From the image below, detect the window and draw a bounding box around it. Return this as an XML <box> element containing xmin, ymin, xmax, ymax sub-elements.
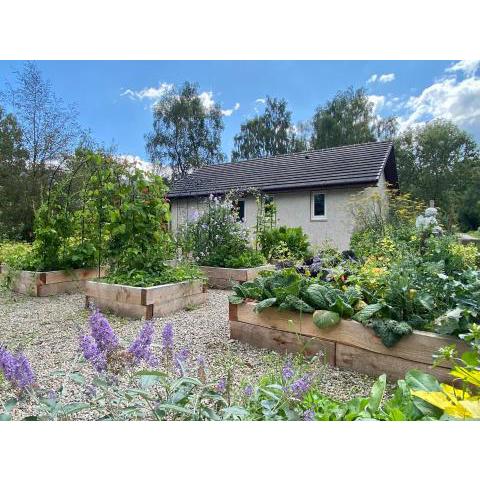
<box><xmin>311</xmin><ymin>192</ymin><xmax>326</xmax><ymax>220</ymax></box>
<box><xmin>232</xmin><ymin>199</ymin><xmax>245</xmax><ymax>222</ymax></box>
<box><xmin>237</xmin><ymin>199</ymin><xmax>245</xmax><ymax>222</ymax></box>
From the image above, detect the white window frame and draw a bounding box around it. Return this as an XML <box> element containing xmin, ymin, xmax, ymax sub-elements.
<box><xmin>310</xmin><ymin>191</ymin><xmax>327</xmax><ymax>221</ymax></box>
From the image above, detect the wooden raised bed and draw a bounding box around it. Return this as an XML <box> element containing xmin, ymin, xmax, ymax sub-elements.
<box><xmin>229</xmin><ymin>301</ymin><xmax>468</xmax><ymax>383</ymax></box>
<box><xmin>85</xmin><ymin>279</ymin><xmax>207</xmax><ymax>319</ymax></box>
<box><xmin>1</xmin><ymin>266</ymin><xmax>106</xmax><ymax>296</ymax></box>
<box><xmin>200</xmin><ymin>265</ymin><xmax>272</xmax><ymax>289</ymax></box>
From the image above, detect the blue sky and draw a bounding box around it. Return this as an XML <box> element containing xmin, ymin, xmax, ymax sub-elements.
<box><xmin>1</xmin><ymin>60</ymin><xmax>479</xmax><ymax>163</ymax></box>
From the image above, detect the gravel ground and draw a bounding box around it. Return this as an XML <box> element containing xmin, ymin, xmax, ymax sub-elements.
<box><xmin>0</xmin><ymin>287</ymin><xmax>380</xmax><ymax>419</ymax></box>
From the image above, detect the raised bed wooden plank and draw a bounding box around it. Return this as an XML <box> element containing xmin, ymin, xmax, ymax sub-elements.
<box><xmin>84</xmin><ymin>281</ymin><xmax>144</xmax><ymax>305</ymax></box>
<box><xmin>44</xmin><ymin>267</ymin><xmax>105</xmax><ymax>285</ymax></box>
<box><xmin>200</xmin><ymin>265</ymin><xmax>273</xmax><ymax>289</ymax></box>
<box><xmin>144</xmin><ymin>279</ymin><xmax>204</xmax><ymax>305</ymax></box>
<box><xmin>235</xmin><ymin>302</ymin><xmax>466</xmax><ymax>367</ymax></box>
<box><xmin>38</xmin><ymin>281</ymin><xmax>85</xmax><ymax>296</ymax></box>
<box><xmin>85</xmin><ymin>279</ymin><xmax>208</xmax><ymax>319</ymax></box>
<box><xmin>230</xmin><ymin>319</ymin><xmax>336</xmax><ymax>365</ymax></box>
<box><xmin>152</xmin><ymin>291</ymin><xmax>208</xmax><ymax>317</ymax></box>
<box><xmin>336</xmin><ymin>343</ymin><xmax>452</xmax><ymax>383</ymax></box>
<box><xmin>86</xmin><ymin>295</ymin><xmax>153</xmax><ymax>319</ymax></box>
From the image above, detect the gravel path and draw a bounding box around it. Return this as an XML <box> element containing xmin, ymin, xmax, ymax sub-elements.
<box><xmin>0</xmin><ymin>287</ymin><xmax>379</xmax><ymax>419</ymax></box>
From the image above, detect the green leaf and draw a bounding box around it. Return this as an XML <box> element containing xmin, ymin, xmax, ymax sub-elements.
<box><xmin>4</xmin><ymin>398</ymin><xmax>17</xmax><ymax>413</ymax></box>
<box><xmin>60</xmin><ymin>403</ymin><xmax>91</xmax><ymax>416</ymax></box>
<box><xmin>352</xmin><ymin>303</ymin><xmax>383</xmax><ymax>323</ymax></box>
<box><xmin>70</xmin><ymin>372</ymin><xmax>85</xmax><ymax>385</ymax></box>
<box><xmin>228</xmin><ymin>294</ymin><xmax>244</xmax><ymax>305</ymax></box>
<box><xmin>405</xmin><ymin>370</ymin><xmax>441</xmax><ymax>392</ymax></box>
<box><xmin>0</xmin><ymin>413</ymin><xmax>12</xmax><ymax>421</ymax></box>
<box><xmin>254</xmin><ymin>297</ymin><xmax>277</xmax><ymax>313</ymax></box>
<box><xmin>222</xmin><ymin>406</ymin><xmax>248</xmax><ymax>419</ymax></box>
<box><xmin>368</xmin><ymin>374</ymin><xmax>386</xmax><ymax>414</ymax></box>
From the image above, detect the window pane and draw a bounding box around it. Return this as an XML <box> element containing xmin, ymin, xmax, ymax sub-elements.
<box><xmin>238</xmin><ymin>200</ymin><xmax>245</xmax><ymax>222</ymax></box>
<box><xmin>314</xmin><ymin>194</ymin><xmax>325</xmax><ymax>217</ymax></box>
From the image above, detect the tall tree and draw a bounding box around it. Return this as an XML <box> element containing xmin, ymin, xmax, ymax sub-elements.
<box><xmin>311</xmin><ymin>87</ymin><xmax>397</xmax><ymax>149</ymax></box>
<box><xmin>0</xmin><ymin>106</ymin><xmax>30</xmax><ymax>238</ymax></box>
<box><xmin>395</xmin><ymin>119</ymin><xmax>480</xmax><ymax>228</ymax></box>
<box><xmin>3</xmin><ymin>62</ymin><xmax>80</xmax><ymax>174</ymax></box>
<box><xmin>231</xmin><ymin>97</ymin><xmax>305</xmax><ymax>161</ymax></box>
<box><xmin>145</xmin><ymin>82</ymin><xmax>225</xmax><ymax>180</ymax></box>
<box><xmin>1</xmin><ymin>62</ymin><xmax>80</xmax><ymax>238</ymax></box>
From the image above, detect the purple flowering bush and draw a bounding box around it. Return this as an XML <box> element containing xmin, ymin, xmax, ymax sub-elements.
<box><xmin>176</xmin><ymin>194</ymin><xmax>265</xmax><ymax>268</ymax></box>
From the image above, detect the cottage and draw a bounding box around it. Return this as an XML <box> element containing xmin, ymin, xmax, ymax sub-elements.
<box><xmin>168</xmin><ymin>141</ymin><xmax>398</xmax><ymax>251</ymax></box>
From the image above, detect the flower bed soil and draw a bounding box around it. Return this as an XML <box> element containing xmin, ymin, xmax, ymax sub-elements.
<box><xmin>85</xmin><ymin>279</ymin><xmax>207</xmax><ymax>319</ymax></box>
<box><xmin>229</xmin><ymin>301</ymin><xmax>468</xmax><ymax>383</ymax></box>
<box><xmin>1</xmin><ymin>266</ymin><xmax>106</xmax><ymax>297</ymax></box>
<box><xmin>200</xmin><ymin>265</ymin><xmax>273</xmax><ymax>289</ymax></box>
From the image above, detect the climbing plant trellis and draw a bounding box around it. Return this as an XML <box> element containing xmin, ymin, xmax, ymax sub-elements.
<box><xmin>34</xmin><ymin>149</ymin><xmax>172</xmax><ymax>274</ymax></box>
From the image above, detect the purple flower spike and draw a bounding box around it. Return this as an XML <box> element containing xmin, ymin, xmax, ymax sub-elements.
<box><xmin>290</xmin><ymin>374</ymin><xmax>312</xmax><ymax>399</ymax></box>
<box><xmin>282</xmin><ymin>359</ymin><xmax>294</xmax><ymax>380</ymax></box>
<box><xmin>174</xmin><ymin>349</ymin><xmax>189</xmax><ymax>372</ymax></box>
<box><xmin>129</xmin><ymin>320</ymin><xmax>157</xmax><ymax>366</ymax></box>
<box><xmin>216</xmin><ymin>377</ymin><xmax>227</xmax><ymax>394</ymax></box>
<box><xmin>161</xmin><ymin>323</ymin><xmax>174</xmax><ymax>352</ymax></box>
<box><xmin>0</xmin><ymin>346</ymin><xmax>35</xmax><ymax>390</ymax></box>
<box><xmin>303</xmin><ymin>409</ymin><xmax>315</xmax><ymax>421</ymax></box>
<box><xmin>80</xmin><ymin>334</ymin><xmax>106</xmax><ymax>372</ymax></box>
<box><xmin>244</xmin><ymin>385</ymin><xmax>254</xmax><ymax>397</ymax></box>
<box><xmin>89</xmin><ymin>310</ymin><xmax>119</xmax><ymax>352</ymax></box>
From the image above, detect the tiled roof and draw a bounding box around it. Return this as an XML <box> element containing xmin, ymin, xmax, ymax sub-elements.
<box><xmin>168</xmin><ymin>140</ymin><xmax>396</xmax><ymax>198</ymax></box>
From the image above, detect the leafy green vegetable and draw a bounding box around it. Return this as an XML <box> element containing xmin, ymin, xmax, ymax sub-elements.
<box><xmin>312</xmin><ymin>310</ymin><xmax>340</xmax><ymax>329</ymax></box>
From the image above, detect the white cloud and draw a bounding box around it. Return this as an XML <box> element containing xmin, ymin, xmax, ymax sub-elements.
<box><xmin>221</xmin><ymin>102</ymin><xmax>240</xmax><ymax>117</ymax></box>
<box><xmin>368</xmin><ymin>95</ymin><xmax>385</xmax><ymax>114</ymax></box>
<box><xmin>367</xmin><ymin>73</ymin><xmax>395</xmax><ymax>84</ymax></box>
<box><xmin>255</xmin><ymin>98</ymin><xmax>266</xmax><ymax>104</ymax></box>
<box><xmin>398</xmin><ymin>75</ymin><xmax>480</xmax><ymax>132</ymax></box>
<box><xmin>198</xmin><ymin>91</ymin><xmax>215</xmax><ymax>111</ymax></box>
<box><xmin>446</xmin><ymin>60</ymin><xmax>480</xmax><ymax>77</ymax></box>
<box><xmin>121</xmin><ymin>82</ymin><xmax>173</xmax><ymax>101</ymax></box>
<box><xmin>118</xmin><ymin>154</ymin><xmax>172</xmax><ymax>178</ymax></box>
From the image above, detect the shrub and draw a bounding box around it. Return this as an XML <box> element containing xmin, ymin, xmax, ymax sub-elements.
<box><xmin>258</xmin><ymin>225</ymin><xmax>310</xmax><ymax>261</ymax></box>
<box><xmin>177</xmin><ymin>195</ymin><xmax>265</xmax><ymax>268</ymax></box>
<box><xmin>0</xmin><ymin>242</ymin><xmax>35</xmax><ymax>270</ymax></box>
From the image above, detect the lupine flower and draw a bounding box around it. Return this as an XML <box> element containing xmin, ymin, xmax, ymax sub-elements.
<box><xmin>84</xmin><ymin>384</ymin><xmax>97</xmax><ymax>398</ymax></box>
<box><xmin>216</xmin><ymin>377</ymin><xmax>227</xmax><ymax>394</ymax></box>
<box><xmin>128</xmin><ymin>320</ymin><xmax>157</xmax><ymax>366</ymax></box>
<box><xmin>282</xmin><ymin>359</ymin><xmax>294</xmax><ymax>380</ymax></box>
<box><xmin>303</xmin><ymin>409</ymin><xmax>315</xmax><ymax>421</ymax></box>
<box><xmin>161</xmin><ymin>323</ymin><xmax>174</xmax><ymax>352</ymax></box>
<box><xmin>244</xmin><ymin>385</ymin><xmax>254</xmax><ymax>397</ymax></box>
<box><xmin>290</xmin><ymin>374</ymin><xmax>312</xmax><ymax>399</ymax></box>
<box><xmin>79</xmin><ymin>334</ymin><xmax>107</xmax><ymax>372</ymax></box>
<box><xmin>196</xmin><ymin>355</ymin><xmax>205</xmax><ymax>367</ymax></box>
<box><xmin>89</xmin><ymin>310</ymin><xmax>119</xmax><ymax>352</ymax></box>
<box><xmin>0</xmin><ymin>346</ymin><xmax>35</xmax><ymax>390</ymax></box>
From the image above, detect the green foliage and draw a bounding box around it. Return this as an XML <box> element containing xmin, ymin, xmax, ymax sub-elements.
<box><xmin>312</xmin><ymin>310</ymin><xmax>340</xmax><ymax>329</ymax></box>
<box><xmin>177</xmin><ymin>195</ymin><xmax>265</xmax><ymax>268</ymax></box>
<box><xmin>231</xmin><ymin>97</ymin><xmax>306</xmax><ymax>161</ymax></box>
<box><xmin>223</xmin><ymin>249</ymin><xmax>266</xmax><ymax>268</ymax></box>
<box><xmin>230</xmin><ymin>268</ymin><xmax>361</xmax><ymax>318</ymax></box>
<box><xmin>104</xmin><ymin>262</ymin><xmax>203</xmax><ymax>288</ymax></box>
<box><xmin>0</xmin><ymin>242</ymin><xmax>35</xmax><ymax>270</ymax></box>
<box><xmin>395</xmin><ymin>119</ymin><xmax>480</xmax><ymax>229</ymax></box>
<box><xmin>145</xmin><ymin>82</ymin><xmax>225</xmax><ymax>180</ymax></box>
<box><xmin>311</xmin><ymin>87</ymin><xmax>397</xmax><ymax>150</ymax></box>
<box><xmin>258</xmin><ymin>225</ymin><xmax>310</xmax><ymax>262</ymax></box>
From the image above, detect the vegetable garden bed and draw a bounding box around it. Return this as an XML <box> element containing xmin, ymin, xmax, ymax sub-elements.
<box><xmin>199</xmin><ymin>265</ymin><xmax>272</xmax><ymax>289</ymax></box>
<box><xmin>85</xmin><ymin>279</ymin><xmax>207</xmax><ymax>319</ymax></box>
<box><xmin>229</xmin><ymin>301</ymin><xmax>467</xmax><ymax>383</ymax></box>
<box><xmin>1</xmin><ymin>266</ymin><xmax>106</xmax><ymax>296</ymax></box>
